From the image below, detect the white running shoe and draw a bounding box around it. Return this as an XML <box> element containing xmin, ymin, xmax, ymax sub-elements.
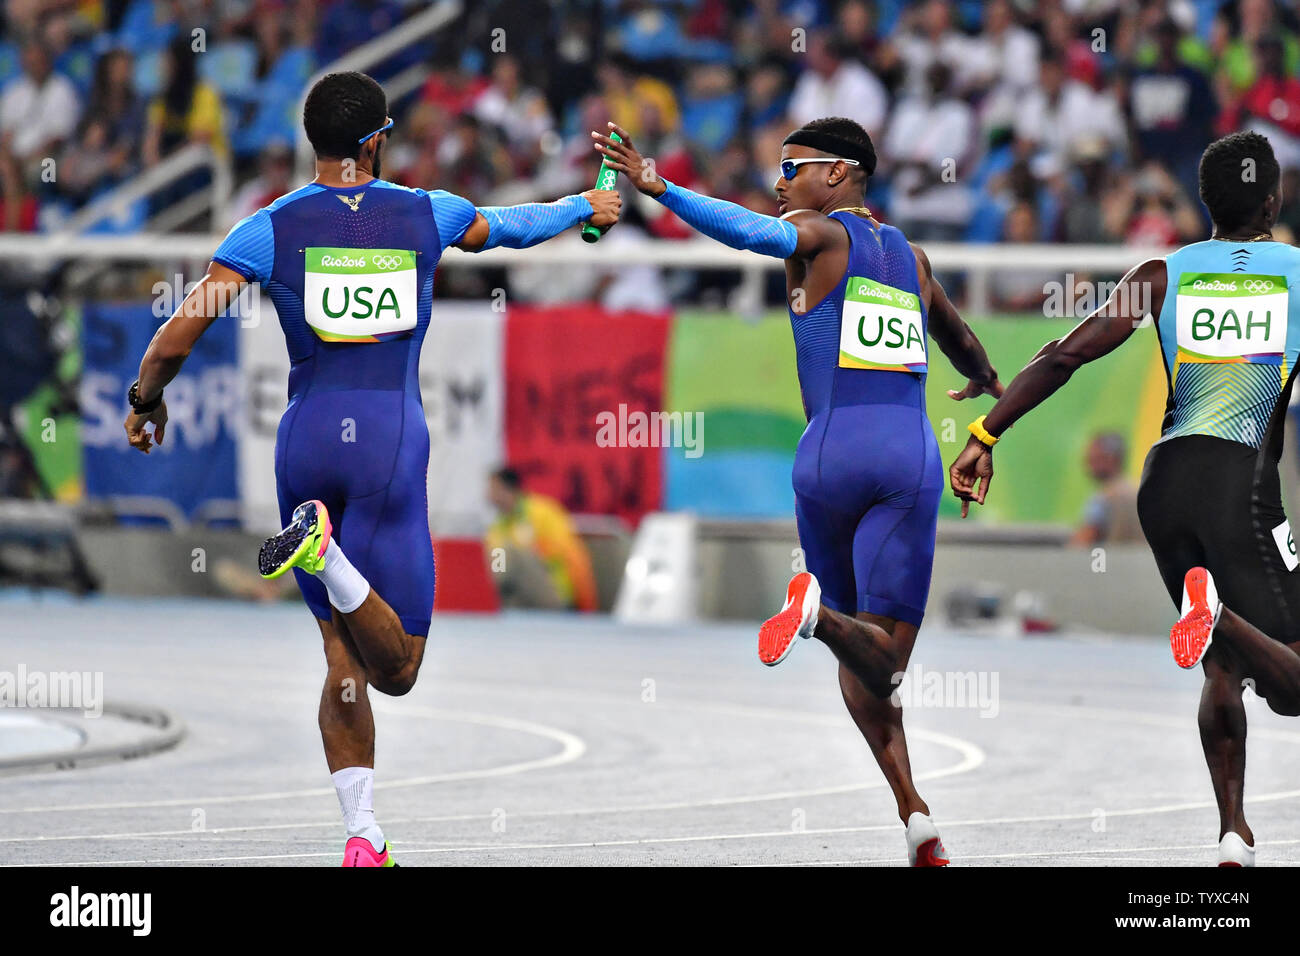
<box><xmin>905</xmin><ymin>811</ymin><xmax>950</xmax><ymax>867</ymax></box>
<box><xmin>1218</xmin><ymin>832</ymin><xmax>1255</xmax><ymax>867</ymax></box>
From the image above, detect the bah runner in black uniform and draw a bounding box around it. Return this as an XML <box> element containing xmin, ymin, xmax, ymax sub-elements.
<box><xmin>950</xmin><ymin>132</ymin><xmax>1300</xmax><ymax>867</ymax></box>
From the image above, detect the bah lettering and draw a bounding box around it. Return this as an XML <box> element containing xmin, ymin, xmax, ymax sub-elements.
<box><xmin>322</xmin><ymin>286</ymin><xmax>401</xmax><ymax>321</ymax></box>
<box><xmin>1191</xmin><ymin>307</ymin><xmax>1271</xmax><ymax>341</ymax></box>
<box><xmin>859</xmin><ymin>314</ymin><xmax>923</xmax><ymax>350</ymax></box>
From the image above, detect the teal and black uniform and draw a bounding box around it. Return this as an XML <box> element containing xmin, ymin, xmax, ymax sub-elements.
<box><xmin>1140</xmin><ymin>238</ymin><xmax>1300</xmax><ymax>642</ymax></box>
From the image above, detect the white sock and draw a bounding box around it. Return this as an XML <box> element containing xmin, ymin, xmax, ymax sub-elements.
<box><xmin>332</xmin><ymin>766</ymin><xmax>385</xmax><ymax>852</ymax></box>
<box><xmin>318</xmin><ymin>539</ymin><xmax>370</xmax><ymax>614</ymax></box>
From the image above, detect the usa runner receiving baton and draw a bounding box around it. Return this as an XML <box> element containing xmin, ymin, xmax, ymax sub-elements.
<box><xmin>595</xmin><ymin>117</ymin><xmax>1000</xmax><ymax>866</ymax></box>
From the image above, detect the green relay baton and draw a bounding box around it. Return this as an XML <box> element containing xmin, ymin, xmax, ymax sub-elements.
<box><xmin>581</xmin><ymin>130</ymin><xmax>622</xmax><ymax>243</ymax></box>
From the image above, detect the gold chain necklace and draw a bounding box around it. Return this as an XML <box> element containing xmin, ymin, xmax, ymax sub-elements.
<box><xmin>1212</xmin><ymin>233</ymin><xmax>1273</xmax><ymax>242</ymax></box>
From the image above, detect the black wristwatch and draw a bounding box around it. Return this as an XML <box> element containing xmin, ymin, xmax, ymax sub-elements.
<box><xmin>127</xmin><ymin>380</ymin><xmax>163</xmax><ymax>414</ymax></box>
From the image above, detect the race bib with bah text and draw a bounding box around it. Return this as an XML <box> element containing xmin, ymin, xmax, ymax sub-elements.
<box><xmin>1175</xmin><ymin>273</ymin><xmax>1288</xmax><ymax>366</ymax></box>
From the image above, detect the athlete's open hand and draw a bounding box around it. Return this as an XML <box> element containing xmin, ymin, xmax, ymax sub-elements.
<box><xmin>592</xmin><ymin>122</ymin><xmax>666</xmax><ymax>197</ymax></box>
<box><xmin>947</xmin><ymin>377</ymin><xmax>1003</xmax><ymax>401</ymax></box>
<box><xmin>124</xmin><ymin>402</ymin><xmax>167</xmax><ymax>455</ymax></box>
<box><xmin>581</xmin><ymin>187</ymin><xmax>622</xmax><ymax>229</ymax></box>
<box><xmin>950</xmin><ymin>435</ymin><xmax>993</xmax><ymax>518</ymax></box>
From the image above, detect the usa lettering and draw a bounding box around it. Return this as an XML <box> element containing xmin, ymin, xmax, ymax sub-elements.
<box><xmin>858</xmin><ymin>314</ymin><xmax>924</xmax><ymax>351</ymax></box>
<box><xmin>321</xmin><ymin>285</ymin><xmax>402</xmax><ymax>321</ymax></box>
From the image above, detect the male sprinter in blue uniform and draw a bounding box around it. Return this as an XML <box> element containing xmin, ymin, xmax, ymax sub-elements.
<box><xmin>596</xmin><ymin>118</ymin><xmax>1001</xmax><ymax>866</ymax></box>
<box><xmin>124</xmin><ymin>72</ymin><xmax>620</xmax><ymax>866</ymax></box>
<box><xmin>951</xmin><ymin>132</ymin><xmax>1300</xmax><ymax>866</ymax></box>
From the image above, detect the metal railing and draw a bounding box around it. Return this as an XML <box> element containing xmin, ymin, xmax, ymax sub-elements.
<box><xmin>52</xmin><ymin>0</ymin><xmax>462</xmax><ymax>241</ymax></box>
<box><xmin>56</xmin><ymin>143</ymin><xmax>231</xmax><ymax>236</ymax></box>
<box><xmin>0</xmin><ymin>234</ymin><xmax>1170</xmax><ymax>315</ymax></box>
<box><xmin>294</xmin><ymin>0</ymin><xmax>464</xmax><ymax>180</ymax></box>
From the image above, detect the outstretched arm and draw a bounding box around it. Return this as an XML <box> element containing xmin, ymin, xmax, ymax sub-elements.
<box><xmin>914</xmin><ymin>243</ymin><xmax>1001</xmax><ymax>401</ymax></box>
<box><xmin>455</xmin><ymin>189</ymin><xmax>621</xmax><ymax>252</ymax></box>
<box><xmin>948</xmin><ymin>256</ymin><xmax>1167</xmax><ymax>515</ymax></box>
<box><xmin>592</xmin><ymin>122</ymin><xmax>842</xmax><ymax>259</ymax></box>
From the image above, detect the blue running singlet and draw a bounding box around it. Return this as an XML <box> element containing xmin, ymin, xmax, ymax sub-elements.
<box><xmin>214</xmin><ymin>179</ymin><xmax>479</xmax><ymax>636</ymax></box>
<box><xmin>788</xmin><ymin>211</ymin><xmax>942</xmax><ymax>625</ymax></box>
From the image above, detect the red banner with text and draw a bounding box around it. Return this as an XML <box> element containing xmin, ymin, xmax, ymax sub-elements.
<box><xmin>503</xmin><ymin>305</ymin><xmax>670</xmax><ymax>526</ymax></box>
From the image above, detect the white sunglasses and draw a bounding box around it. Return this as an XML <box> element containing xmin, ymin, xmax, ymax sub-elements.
<box><xmin>780</xmin><ymin>156</ymin><xmax>861</xmax><ymax>180</ymax></box>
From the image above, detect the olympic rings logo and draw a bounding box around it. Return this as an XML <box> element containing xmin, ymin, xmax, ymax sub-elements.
<box><xmin>370</xmin><ymin>254</ymin><xmax>405</xmax><ymax>270</ymax></box>
<box><xmin>856</xmin><ymin>285</ymin><xmax>918</xmax><ymax>308</ymax></box>
<box><xmin>1244</xmin><ymin>279</ymin><xmax>1274</xmax><ymax>293</ymax></box>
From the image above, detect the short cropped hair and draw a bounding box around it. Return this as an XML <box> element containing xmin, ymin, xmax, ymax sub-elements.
<box><xmin>1198</xmin><ymin>131</ymin><xmax>1280</xmax><ymax>232</ymax></box>
<box><xmin>303</xmin><ymin>71</ymin><xmax>387</xmax><ymax>161</ymax></box>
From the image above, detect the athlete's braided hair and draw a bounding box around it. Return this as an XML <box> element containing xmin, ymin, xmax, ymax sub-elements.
<box><xmin>1198</xmin><ymin>131</ymin><xmax>1280</xmax><ymax>232</ymax></box>
<box><xmin>303</xmin><ymin>71</ymin><xmax>388</xmax><ymax>161</ymax></box>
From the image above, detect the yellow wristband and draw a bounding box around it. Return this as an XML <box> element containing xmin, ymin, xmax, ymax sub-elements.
<box><xmin>968</xmin><ymin>415</ymin><xmax>999</xmax><ymax>447</ymax></box>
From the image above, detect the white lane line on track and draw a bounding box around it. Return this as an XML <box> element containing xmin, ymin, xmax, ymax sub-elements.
<box><xmin>0</xmin><ymin>725</ymin><xmax>981</xmax><ymax>843</ymax></box>
<box><xmin>22</xmin><ymin>834</ymin><xmax>1300</xmax><ymax>868</ymax></box>
<box><xmin>14</xmin><ymin>778</ymin><xmax>1300</xmax><ymax>849</ymax></box>
<box><xmin>0</xmin><ymin>823</ymin><xmax>1060</xmax><ymax>865</ymax></box>
<box><xmin>9</xmin><ymin>695</ymin><xmax>1298</xmax><ymax>861</ymax></box>
<box><xmin>769</xmin><ymin>838</ymin><xmax>1300</xmax><ymax>866</ymax></box>
<box><xmin>0</xmin><ymin>706</ymin><xmax>585</xmax><ymax>814</ymax></box>
<box><xmin>0</xmin><ymin>681</ymin><xmax>985</xmax><ymax>821</ymax></box>
<box><xmin>7</xmin><ymin>691</ymin><xmax>1294</xmax><ymax>822</ymax></box>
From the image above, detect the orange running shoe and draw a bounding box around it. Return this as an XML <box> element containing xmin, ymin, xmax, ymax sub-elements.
<box><xmin>758</xmin><ymin>572</ymin><xmax>821</xmax><ymax>666</ymax></box>
<box><xmin>1171</xmin><ymin>567</ymin><xmax>1222</xmax><ymax>669</ymax></box>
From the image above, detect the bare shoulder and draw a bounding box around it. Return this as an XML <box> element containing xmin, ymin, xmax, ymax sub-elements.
<box><xmin>781</xmin><ymin>208</ymin><xmax>849</xmax><ymax>259</ymax></box>
<box><xmin>909</xmin><ymin>242</ymin><xmax>941</xmax><ymax>303</ymax></box>
<box><xmin>781</xmin><ymin>208</ymin><xmax>843</xmax><ymax>231</ymax></box>
<box><xmin>1129</xmin><ymin>256</ymin><xmax>1167</xmax><ymax>282</ymax></box>
<box><xmin>1115</xmin><ymin>256</ymin><xmax>1168</xmax><ymax>318</ymax></box>
<box><xmin>910</xmin><ymin>241</ymin><xmax>933</xmax><ymax>279</ymax></box>
<box><xmin>1126</xmin><ymin>256</ymin><xmax>1168</xmax><ymax>300</ymax></box>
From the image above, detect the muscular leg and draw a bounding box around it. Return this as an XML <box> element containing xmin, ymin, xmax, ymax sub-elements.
<box><xmin>1199</xmin><ymin>643</ymin><xmax>1252</xmax><ymax>844</ymax></box>
<box><xmin>335</xmin><ymin>594</ymin><xmax>425</xmax><ymax>697</ymax></box>
<box><xmin>317</xmin><ymin>445</ymin><xmax>432</xmax><ymax>697</ymax></box>
<box><xmin>789</xmin><ymin>465</ymin><xmax>940</xmax><ymax>828</ymax></box>
<box><xmin>318</xmin><ymin>616</ymin><xmax>374</xmax><ymax>772</ymax></box>
<box><xmin>277</xmin><ymin>393</ymin><xmax>434</xmax><ymax>862</ymax></box>
<box><xmin>815</xmin><ymin>606</ymin><xmax>907</xmax><ymax>698</ymax></box>
<box><xmin>832</xmin><ymin>612</ymin><xmax>929</xmax><ymax>823</ymax></box>
<box><xmin>1213</xmin><ymin>607</ymin><xmax>1300</xmax><ymax>717</ymax></box>
<box><xmin>317</xmin><ymin>610</ymin><xmax>427</xmax><ymax>766</ymax></box>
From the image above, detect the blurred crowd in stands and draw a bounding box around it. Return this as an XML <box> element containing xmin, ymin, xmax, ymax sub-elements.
<box><xmin>6</xmin><ymin>0</ymin><xmax>1300</xmax><ymax>512</ymax></box>
<box><xmin>5</xmin><ymin>1</ymin><xmax>1300</xmax><ymax>307</ymax></box>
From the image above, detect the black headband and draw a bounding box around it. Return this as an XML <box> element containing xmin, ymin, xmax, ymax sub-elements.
<box><xmin>782</xmin><ymin>128</ymin><xmax>877</xmax><ymax>176</ymax></box>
